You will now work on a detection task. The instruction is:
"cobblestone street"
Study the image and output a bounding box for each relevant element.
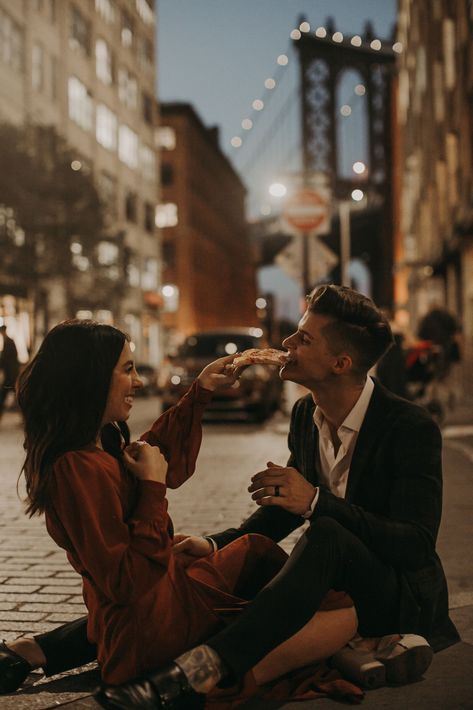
[0,388,472,708]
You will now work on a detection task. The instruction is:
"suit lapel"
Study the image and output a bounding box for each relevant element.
[345,381,397,500]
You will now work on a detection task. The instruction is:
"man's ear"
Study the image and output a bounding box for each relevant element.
[332,353,352,374]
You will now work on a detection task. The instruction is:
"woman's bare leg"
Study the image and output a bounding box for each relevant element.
[252,606,357,685]
[4,638,46,669]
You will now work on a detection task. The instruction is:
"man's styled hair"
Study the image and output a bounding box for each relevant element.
[306,285,393,375]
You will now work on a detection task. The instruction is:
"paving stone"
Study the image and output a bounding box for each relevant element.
[34,577,81,587]
[2,568,62,578]
[0,611,46,621]
[0,621,59,631]
[0,593,70,603]
[45,613,86,623]
[0,584,41,593]
[40,586,82,595]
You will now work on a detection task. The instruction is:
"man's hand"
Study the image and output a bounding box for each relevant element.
[172,534,214,567]
[248,461,316,515]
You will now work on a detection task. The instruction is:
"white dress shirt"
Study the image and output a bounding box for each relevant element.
[303,376,375,517]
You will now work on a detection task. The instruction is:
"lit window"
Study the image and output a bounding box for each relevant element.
[96,39,113,85]
[118,124,138,168]
[96,103,117,150]
[95,0,116,24]
[155,203,178,228]
[32,42,44,91]
[0,8,23,73]
[70,5,91,55]
[121,10,134,48]
[98,172,117,219]
[126,258,140,287]
[118,67,137,108]
[142,257,158,290]
[96,309,113,323]
[68,76,93,131]
[135,0,154,25]
[140,144,156,181]
[97,241,119,265]
[155,126,176,150]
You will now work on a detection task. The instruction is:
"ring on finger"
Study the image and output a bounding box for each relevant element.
[274,485,280,497]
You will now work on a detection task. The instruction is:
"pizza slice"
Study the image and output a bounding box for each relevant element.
[232,348,289,368]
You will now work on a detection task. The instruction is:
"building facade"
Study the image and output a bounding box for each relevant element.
[157,102,257,350]
[0,0,160,363]
[395,0,473,350]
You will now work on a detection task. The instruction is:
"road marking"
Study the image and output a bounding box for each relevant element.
[442,424,473,438]
[444,438,473,463]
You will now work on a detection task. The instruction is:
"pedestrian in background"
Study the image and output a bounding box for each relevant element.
[0,324,19,421]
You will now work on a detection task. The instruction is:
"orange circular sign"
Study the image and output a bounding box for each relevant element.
[283,189,329,232]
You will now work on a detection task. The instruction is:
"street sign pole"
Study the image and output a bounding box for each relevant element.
[339,201,351,287]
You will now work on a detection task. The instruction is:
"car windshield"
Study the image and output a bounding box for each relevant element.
[178,334,259,358]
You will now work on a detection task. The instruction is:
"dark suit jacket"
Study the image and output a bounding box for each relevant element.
[211,380,460,652]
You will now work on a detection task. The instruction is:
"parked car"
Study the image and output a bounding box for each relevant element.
[135,363,159,397]
[160,328,283,420]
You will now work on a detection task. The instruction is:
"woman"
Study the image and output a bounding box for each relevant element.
[1,320,357,702]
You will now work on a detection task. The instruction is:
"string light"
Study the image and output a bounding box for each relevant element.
[229,20,392,151]
[351,189,364,201]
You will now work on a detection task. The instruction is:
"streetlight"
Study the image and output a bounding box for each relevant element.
[268,182,287,198]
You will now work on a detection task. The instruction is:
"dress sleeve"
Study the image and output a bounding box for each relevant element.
[139,379,213,489]
[49,452,172,605]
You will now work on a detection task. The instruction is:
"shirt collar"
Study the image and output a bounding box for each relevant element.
[313,376,375,434]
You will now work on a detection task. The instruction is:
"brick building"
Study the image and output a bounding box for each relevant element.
[394,0,473,349]
[157,102,257,349]
[0,0,160,363]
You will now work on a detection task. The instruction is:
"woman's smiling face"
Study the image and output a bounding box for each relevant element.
[102,341,142,425]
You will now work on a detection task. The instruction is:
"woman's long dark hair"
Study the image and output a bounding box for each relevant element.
[17,320,129,516]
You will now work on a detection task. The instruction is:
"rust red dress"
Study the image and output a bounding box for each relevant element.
[44,381,287,684]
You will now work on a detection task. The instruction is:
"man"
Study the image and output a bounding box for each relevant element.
[0,286,459,706]
[0,324,19,421]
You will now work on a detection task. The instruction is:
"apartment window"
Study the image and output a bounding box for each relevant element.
[118,124,138,168]
[98,171,117,219]
[161,162,174,186]
[125,191,138,222]
[155,203,178,228]
[136,0,154,26]
[155,126,176,150]
[50,55,58,100]
[144,202,154,233]
[0,9,23,73]
[68,76,93,131]
[142,92,153,124]
[140,145,156,181]
[121,11,134,48]
[162,240,176,270]
[96,38,113,85]
[118,67,137,108]
[126,257,140,287]
[137,35,153,68]
[32,43,44,92]
[95,0,116,24]
[98,240,119,266]
[70,5,91,55]
[96,103,117,150]
[142,257,158,290]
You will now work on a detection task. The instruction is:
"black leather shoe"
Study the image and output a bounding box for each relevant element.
[0,642,32,693]
[95,662,205,710]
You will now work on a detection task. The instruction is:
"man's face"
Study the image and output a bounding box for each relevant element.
[280,311,340,388]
